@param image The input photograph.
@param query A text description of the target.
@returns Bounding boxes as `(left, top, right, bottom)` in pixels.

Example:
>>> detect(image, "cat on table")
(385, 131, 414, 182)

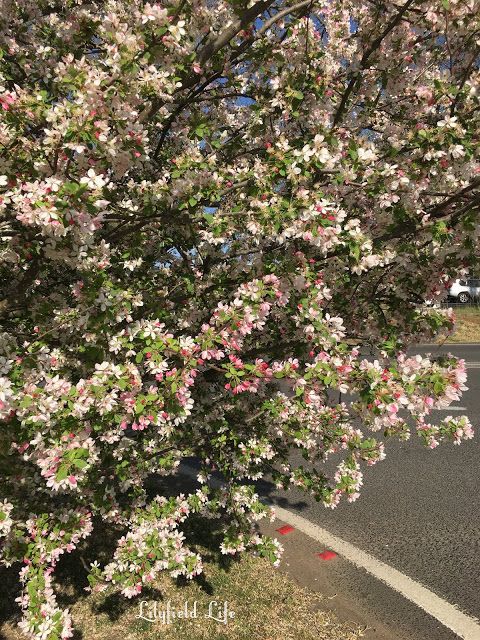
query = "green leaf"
(350, 244, 360, 260)
(434, 381, 444, 393)
(72, 447, 89, 458)
(55, 465, 69, 482)
(72, 459, 88, 469)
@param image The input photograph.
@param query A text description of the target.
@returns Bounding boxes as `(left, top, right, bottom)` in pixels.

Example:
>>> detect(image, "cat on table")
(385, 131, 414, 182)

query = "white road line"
(272, 505, 480, 640)
(181, 464, 480, 639)
(417, 344, 480, 347)
(432, 406, 467, 411)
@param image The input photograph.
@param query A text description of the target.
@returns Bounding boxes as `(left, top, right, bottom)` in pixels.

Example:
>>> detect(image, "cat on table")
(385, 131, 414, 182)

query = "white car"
(449, 278, 480, 303)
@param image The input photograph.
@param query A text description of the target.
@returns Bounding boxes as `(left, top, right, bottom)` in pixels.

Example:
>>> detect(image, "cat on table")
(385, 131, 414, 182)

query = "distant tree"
(0, 1, 478, 637)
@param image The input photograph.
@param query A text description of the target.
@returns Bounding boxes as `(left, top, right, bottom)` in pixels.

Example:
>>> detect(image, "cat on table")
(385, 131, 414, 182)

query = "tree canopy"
(0, 1, 478, 638)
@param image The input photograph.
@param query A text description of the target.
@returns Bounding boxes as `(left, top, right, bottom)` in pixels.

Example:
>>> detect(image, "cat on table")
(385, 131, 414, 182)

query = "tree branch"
(333, 0, 418, 126)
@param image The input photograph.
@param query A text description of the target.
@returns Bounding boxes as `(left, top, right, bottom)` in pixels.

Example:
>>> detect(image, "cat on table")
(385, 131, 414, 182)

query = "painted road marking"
(272, 505, 480, 640)
(415, 359, 480, 368)
(181, 457, 480, 638)
(432, 406, 467, 411)
(276, 524, 294, 535)
(417, 344, 480, 347)
(317, 550, 337, 561)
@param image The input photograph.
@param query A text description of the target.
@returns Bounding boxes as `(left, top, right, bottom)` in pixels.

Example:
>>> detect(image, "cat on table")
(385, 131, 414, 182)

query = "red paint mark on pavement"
(317, 550, 337, 561)
(276, 525, 294, 535)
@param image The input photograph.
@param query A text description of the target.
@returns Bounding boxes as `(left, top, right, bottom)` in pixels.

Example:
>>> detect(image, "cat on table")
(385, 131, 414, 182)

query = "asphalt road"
(257, 344, 480, 640)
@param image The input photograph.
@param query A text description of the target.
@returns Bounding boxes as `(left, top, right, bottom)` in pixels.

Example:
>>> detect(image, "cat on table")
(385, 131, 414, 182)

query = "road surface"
(257, 344, 480, 640)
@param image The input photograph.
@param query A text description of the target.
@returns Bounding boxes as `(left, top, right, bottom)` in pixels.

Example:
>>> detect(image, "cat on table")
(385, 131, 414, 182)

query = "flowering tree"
(0, 0, 479, 637)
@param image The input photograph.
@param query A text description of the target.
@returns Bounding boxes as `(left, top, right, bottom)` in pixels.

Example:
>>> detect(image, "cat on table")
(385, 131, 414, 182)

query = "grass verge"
(1, 517, 362, 640)
(446, 307, 480, 343)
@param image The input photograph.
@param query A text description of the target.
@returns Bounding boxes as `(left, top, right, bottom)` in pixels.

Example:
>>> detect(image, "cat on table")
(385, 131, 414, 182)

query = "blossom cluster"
(0, 1, 479, 638)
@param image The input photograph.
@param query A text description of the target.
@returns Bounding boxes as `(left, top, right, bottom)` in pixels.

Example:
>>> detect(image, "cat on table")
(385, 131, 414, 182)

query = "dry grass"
(445, 307, 480, 343)
(1, 518, 363, 640)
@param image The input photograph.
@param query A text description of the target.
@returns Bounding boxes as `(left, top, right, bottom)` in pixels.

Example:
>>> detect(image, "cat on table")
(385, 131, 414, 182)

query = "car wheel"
(458, 292, 470, 303)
